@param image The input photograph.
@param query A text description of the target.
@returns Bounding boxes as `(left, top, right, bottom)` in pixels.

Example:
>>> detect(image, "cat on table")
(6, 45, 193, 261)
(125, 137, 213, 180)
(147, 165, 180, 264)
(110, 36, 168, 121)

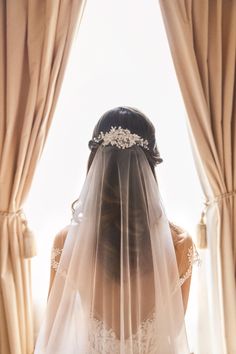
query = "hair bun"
(88, 139, 99, 150)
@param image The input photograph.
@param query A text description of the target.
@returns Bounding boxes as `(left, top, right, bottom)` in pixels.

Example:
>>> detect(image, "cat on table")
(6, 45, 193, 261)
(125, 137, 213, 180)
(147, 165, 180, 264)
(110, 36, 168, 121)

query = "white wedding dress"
(50, 243, 198, 354)
(35, 142, 200, 354)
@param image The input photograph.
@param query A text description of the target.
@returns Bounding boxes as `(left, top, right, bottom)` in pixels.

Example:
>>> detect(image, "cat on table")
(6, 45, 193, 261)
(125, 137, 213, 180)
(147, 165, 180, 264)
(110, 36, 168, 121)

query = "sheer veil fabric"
(34, 144, 190, 354)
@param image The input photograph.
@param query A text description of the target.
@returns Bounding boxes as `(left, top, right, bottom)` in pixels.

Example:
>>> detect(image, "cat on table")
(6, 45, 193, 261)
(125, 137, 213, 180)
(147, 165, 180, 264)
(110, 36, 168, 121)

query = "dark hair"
(72, 106, 163, 281)
(72, 106, 162, 212)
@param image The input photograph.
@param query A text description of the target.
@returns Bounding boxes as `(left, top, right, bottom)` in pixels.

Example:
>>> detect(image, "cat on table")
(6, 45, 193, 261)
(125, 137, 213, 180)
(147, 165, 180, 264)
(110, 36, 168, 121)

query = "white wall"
(24, 0, 203, 351)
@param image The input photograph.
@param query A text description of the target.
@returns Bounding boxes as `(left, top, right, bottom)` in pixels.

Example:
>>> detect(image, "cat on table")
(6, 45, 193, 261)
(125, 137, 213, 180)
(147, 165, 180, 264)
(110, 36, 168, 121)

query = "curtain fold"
(159, 1, 236, 353)
(0, 1, 86, 353)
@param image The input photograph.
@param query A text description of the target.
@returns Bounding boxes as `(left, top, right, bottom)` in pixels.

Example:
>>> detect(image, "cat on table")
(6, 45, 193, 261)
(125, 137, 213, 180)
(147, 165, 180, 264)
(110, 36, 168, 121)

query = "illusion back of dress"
(87, 310, 158, 354)
(86, 265, 156, 353)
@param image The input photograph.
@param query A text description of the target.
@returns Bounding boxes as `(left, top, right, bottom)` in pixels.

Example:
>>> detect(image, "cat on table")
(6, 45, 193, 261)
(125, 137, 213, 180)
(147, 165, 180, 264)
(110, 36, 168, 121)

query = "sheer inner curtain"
(159, 1, 236, 354)
(0, 1, 86, 354)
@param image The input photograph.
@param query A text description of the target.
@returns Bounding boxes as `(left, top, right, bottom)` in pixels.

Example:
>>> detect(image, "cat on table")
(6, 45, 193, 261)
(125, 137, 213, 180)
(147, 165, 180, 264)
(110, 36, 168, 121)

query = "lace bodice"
(86, 311, 158, 354)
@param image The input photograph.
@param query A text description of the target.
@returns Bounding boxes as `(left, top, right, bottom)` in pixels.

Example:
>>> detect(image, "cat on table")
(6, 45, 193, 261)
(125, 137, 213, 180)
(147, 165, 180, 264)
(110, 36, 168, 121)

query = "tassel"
(23, 225, 37, 258)
(197, 211, 207, 248)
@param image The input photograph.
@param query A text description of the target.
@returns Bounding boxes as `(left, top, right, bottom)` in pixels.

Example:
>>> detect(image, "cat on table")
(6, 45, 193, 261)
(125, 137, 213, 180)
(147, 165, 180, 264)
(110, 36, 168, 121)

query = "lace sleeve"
(177, 242, 201, 288)
(51, 247, 63, 272)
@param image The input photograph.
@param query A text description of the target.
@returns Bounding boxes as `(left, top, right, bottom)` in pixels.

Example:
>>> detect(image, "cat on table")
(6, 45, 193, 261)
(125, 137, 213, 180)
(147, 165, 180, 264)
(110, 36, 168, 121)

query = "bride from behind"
(34, 106, 199, 354)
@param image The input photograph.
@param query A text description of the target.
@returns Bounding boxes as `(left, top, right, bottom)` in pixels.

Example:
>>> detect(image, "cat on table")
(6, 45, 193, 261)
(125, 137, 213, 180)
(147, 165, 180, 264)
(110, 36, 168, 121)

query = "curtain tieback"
(0, 208, 37, 259)
(197, 190, 236, 249)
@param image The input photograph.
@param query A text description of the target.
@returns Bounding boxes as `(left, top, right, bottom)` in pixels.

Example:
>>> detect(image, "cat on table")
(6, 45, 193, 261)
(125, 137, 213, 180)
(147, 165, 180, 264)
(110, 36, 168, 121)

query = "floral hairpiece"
(93, 126, 149, 150)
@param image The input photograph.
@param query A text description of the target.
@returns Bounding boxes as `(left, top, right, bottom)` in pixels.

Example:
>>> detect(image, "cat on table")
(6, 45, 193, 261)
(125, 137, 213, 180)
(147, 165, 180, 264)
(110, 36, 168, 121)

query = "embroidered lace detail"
(93, 126, 149, 150)
(176, 243, 201, 289)
(87, 311, 159, 353)
(51, 247, 67, 279)
(51, 247, 62, 271)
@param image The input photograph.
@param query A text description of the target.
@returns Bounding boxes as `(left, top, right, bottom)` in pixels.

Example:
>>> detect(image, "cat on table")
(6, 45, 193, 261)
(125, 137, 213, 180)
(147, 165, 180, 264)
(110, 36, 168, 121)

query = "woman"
(34, 106, 200, 354)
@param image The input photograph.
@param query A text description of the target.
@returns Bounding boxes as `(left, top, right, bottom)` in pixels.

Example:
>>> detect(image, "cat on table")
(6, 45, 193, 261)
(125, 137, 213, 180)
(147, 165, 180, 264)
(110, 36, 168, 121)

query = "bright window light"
(25, 0, 203, 350)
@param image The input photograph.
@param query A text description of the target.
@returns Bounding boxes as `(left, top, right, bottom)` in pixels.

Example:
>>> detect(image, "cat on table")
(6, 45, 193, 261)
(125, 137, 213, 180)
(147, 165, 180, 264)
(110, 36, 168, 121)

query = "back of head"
(72, 106, 163, 282)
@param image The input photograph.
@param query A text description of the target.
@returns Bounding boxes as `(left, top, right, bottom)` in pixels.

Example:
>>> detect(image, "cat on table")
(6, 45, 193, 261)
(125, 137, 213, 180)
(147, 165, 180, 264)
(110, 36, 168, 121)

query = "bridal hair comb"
(93, 126, 149, 150)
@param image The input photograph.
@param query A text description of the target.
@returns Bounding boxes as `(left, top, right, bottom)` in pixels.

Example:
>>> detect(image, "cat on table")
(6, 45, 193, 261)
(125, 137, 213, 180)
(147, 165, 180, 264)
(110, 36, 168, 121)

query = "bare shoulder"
(176, 232, 193, 249)
(169, 221, 193, 249)
(52, 225, 70, 249)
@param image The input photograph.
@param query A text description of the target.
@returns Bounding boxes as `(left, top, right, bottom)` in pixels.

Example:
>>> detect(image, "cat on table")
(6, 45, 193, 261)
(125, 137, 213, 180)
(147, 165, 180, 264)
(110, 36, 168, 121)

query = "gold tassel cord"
(197, 190, 236, 249)
(0, 208, 37, 258)
(21, 217, 37, 258)
(197, 209, 207, 249)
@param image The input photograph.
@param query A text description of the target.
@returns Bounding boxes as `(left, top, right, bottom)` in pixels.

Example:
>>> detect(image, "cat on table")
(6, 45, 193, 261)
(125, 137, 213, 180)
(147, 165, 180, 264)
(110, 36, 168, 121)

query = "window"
(25, 1, 203, 350)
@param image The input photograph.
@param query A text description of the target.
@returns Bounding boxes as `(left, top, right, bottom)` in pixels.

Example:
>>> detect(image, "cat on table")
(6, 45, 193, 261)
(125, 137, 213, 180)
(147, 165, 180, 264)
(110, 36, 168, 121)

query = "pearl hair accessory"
(93, 126, 149, 150)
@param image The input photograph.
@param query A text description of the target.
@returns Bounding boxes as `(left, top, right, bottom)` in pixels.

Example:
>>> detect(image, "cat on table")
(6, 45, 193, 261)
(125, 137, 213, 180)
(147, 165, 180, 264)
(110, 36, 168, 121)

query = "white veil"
(34, 141, 190, 353)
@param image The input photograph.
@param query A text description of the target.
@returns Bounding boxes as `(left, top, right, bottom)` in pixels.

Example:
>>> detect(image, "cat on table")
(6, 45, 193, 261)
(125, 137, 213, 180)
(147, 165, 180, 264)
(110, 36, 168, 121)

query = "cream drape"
(159, 1, 236, 354)
(0, 1, 86, 353)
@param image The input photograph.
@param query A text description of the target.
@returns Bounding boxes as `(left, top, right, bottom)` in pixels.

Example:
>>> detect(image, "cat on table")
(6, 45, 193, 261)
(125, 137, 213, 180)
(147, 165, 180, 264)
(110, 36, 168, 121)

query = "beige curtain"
(158, 1, 236, 354)
(0, 1, 86, 353)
